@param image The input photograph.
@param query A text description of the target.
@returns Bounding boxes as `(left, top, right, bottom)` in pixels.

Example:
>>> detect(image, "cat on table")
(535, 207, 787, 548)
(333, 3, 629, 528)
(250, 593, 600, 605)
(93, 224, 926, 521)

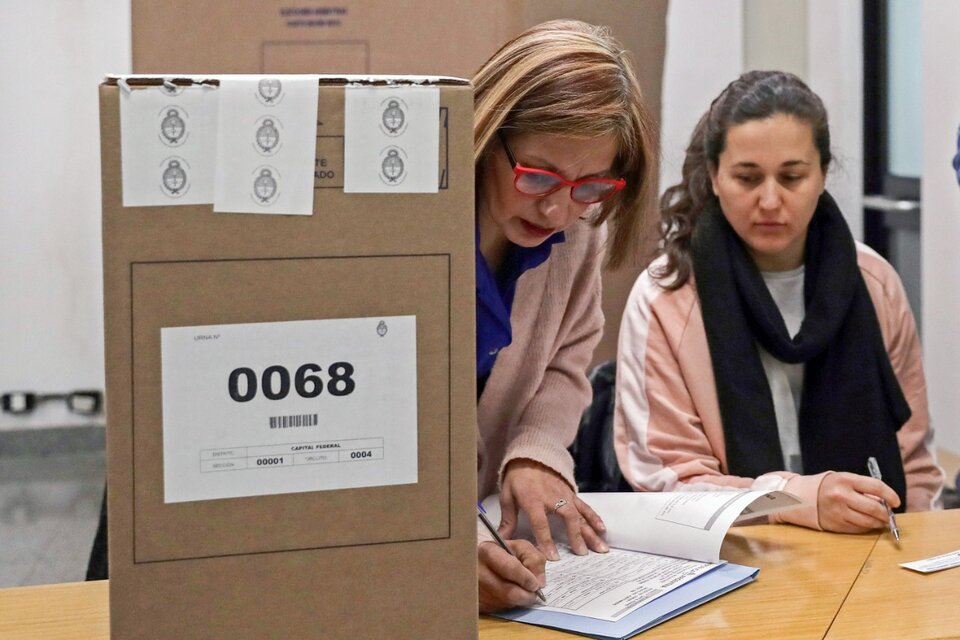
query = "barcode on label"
(269, 413, 319, 429)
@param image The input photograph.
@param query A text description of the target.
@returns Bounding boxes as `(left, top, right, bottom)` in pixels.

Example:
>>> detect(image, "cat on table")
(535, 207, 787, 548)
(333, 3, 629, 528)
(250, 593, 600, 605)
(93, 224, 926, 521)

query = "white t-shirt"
(757, 266, 805, 474)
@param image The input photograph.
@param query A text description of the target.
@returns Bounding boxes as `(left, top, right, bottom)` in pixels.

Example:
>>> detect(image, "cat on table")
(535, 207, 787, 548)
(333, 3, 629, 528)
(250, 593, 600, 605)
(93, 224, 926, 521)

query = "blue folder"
(491, 562, 759, 639)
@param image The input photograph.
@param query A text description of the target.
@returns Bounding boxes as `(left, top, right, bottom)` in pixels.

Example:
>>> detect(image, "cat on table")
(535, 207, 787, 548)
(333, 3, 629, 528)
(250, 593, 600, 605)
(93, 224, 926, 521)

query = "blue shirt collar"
(475, 228, 566, 379)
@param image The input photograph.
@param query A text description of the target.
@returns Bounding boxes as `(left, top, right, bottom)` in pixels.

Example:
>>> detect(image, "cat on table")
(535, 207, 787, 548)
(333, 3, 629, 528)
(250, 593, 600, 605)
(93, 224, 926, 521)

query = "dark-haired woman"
(614, 70, 942, 532)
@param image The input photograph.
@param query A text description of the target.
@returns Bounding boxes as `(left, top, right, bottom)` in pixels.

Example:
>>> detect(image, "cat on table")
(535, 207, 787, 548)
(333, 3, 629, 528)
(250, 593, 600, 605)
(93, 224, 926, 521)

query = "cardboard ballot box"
(100, 75, 476, 639)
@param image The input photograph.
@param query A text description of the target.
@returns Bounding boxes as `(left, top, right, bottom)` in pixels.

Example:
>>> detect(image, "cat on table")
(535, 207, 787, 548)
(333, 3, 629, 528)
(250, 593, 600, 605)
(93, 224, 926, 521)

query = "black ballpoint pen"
(477, 502, 548, 603)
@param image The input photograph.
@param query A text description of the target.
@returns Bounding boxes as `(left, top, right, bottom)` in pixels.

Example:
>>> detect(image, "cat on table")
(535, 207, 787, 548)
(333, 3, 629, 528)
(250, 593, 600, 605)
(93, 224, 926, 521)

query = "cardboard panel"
(132, 0, 511, 76)
(101, 77, 477, 639)
(130, 255, 450, 563)
(263, 40, 370, 73)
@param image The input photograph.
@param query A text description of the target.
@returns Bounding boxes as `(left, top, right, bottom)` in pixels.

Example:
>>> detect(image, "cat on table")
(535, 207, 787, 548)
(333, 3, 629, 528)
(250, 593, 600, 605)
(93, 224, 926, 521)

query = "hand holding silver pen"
(867, 456, 901, 543)
(477, 503, 548, 605)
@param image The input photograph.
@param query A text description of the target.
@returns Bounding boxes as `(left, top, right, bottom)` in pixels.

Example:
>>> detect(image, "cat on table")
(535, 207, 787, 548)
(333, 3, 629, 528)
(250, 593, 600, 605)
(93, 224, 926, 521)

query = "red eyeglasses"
(499, 131, 626, 204)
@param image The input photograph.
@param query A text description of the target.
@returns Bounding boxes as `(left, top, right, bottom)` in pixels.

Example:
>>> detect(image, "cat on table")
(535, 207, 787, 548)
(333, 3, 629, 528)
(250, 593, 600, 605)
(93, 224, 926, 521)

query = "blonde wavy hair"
(472, 19, 656, 269)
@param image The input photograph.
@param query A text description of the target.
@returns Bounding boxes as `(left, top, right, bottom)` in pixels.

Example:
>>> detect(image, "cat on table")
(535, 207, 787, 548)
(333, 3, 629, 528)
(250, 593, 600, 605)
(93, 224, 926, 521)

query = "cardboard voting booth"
(131, 0, 670, 365)
(100, 75, 477, 638)
(130, 0, 667, 82)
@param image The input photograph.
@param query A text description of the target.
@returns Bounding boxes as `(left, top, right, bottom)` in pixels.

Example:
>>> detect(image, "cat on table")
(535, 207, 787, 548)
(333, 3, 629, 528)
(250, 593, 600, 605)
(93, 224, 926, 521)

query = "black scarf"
(691, 191, 910, 509)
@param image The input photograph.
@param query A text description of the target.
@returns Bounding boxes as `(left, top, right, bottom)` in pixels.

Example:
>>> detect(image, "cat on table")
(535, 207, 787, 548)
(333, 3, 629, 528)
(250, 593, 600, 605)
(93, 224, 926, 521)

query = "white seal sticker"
(160, 316, 418, 503)
(214, 75, 319, 215)
(119, 84, 217, 206)
(343, 86, 440, 193)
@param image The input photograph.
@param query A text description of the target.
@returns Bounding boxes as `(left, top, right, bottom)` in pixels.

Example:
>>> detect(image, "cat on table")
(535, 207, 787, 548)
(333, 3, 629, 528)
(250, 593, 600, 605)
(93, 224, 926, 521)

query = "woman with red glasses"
(472, 20, 655, 612)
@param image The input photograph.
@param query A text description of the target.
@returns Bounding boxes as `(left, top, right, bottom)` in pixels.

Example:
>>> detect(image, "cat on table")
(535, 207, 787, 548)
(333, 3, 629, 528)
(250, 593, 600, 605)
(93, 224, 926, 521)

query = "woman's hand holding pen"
(498, 458, 608, 561)
(478, 539, 545, 613)
(816, 471, 901, 533)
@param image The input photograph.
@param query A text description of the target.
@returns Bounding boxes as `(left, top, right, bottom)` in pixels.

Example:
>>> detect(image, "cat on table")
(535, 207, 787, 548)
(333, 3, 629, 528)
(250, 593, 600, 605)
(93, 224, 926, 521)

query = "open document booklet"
(482, 489, 803, 639)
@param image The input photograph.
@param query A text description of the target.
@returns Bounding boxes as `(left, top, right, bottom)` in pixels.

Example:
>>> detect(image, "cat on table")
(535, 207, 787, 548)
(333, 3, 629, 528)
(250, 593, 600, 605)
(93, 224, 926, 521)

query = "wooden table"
(2, 512, 959, 639)
(825, 509, 960, 640)
(0, 580, 108, 640)
(481, 522, 880, 640)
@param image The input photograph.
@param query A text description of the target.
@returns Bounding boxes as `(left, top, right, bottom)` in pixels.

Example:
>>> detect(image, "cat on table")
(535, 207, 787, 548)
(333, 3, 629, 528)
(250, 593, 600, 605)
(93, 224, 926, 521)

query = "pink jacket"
(614, 243, 943, 529)
(477, 222, 606, 500)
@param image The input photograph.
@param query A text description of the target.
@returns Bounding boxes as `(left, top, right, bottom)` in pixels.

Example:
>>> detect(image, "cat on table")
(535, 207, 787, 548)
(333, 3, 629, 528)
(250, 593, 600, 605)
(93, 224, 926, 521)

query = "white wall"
(661, 0, 863, 240)
(807, 0, 863, 240)
(921, 0, 960, 454)
(0, 0, 130, 430)
(660, 0, 744, 195)
(744, 0, 807, 79)
(888, 0, 924, 179)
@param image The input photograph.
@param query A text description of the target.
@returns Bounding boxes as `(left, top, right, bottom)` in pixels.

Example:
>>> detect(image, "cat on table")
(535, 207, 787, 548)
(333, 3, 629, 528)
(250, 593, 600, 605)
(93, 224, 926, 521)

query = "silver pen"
(477, 503, 547, 603)
(867, 456, 901, 543)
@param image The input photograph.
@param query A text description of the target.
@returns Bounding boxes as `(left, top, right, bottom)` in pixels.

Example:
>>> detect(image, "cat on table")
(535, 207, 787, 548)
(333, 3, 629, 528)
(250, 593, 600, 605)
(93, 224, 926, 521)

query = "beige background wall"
(744, 0, 807, 78)
(131, 0, 670, 369)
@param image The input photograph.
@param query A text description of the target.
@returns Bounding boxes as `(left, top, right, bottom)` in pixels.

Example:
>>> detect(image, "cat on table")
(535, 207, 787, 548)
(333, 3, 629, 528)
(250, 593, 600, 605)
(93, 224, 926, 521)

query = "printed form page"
(536, 546, 718, 622)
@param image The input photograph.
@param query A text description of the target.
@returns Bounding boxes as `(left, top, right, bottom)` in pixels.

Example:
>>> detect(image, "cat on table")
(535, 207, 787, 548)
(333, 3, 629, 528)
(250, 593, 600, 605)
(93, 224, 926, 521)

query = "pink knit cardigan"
(476, 222, 606, 500)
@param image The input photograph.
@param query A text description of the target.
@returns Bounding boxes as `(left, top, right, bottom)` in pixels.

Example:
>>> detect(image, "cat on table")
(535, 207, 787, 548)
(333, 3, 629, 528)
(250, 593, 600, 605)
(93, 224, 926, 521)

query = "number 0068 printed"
(160, 316, 418, 504)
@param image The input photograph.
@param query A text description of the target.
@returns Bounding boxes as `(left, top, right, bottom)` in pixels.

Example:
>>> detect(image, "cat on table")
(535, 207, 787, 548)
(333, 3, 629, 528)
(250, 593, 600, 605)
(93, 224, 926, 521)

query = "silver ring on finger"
(552, 498, 568, 514)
